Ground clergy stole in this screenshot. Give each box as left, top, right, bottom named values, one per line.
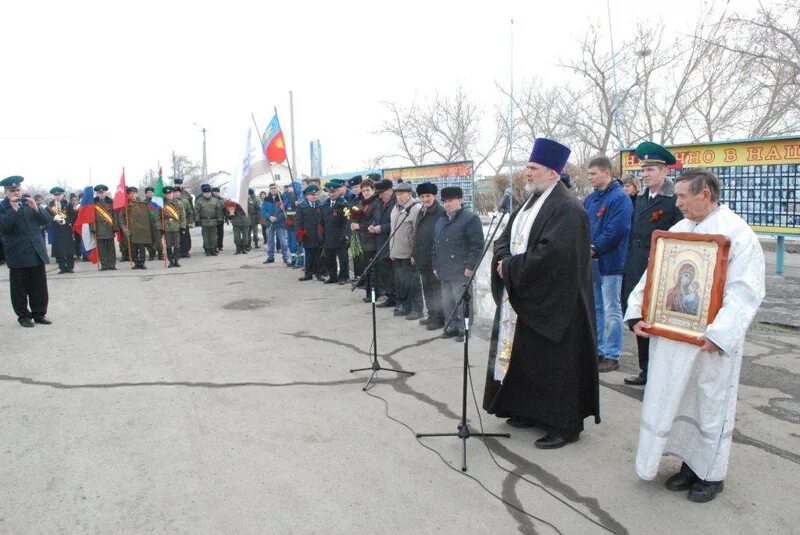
left=493, top=183, right=557, bottom=382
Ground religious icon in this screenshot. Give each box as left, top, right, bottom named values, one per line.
left=641, top=231, right=731, bottom=346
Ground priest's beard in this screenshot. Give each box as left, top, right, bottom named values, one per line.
left=524, top=181, right=549, bottom=197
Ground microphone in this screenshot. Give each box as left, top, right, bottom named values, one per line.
left=496, top=189, right=512, bottom=213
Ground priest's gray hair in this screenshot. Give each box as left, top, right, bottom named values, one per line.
left=674, top=169, right=720, bottom=203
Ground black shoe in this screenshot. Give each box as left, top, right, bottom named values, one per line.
left=338, top=279, right=347, bottom=285
left=324, top=278, right=337, bottom=284
left=440, top=329, right=458, bottom=339
left=624, top=374, right=647, bottom=386
left=405, top=311, right=423, bottom=321
left=362, top=296, right=372, bottom=303
left=419, top=317, right=433, bottom=325
left=394, top=309, right=410, bottom=317
left=298, top=276, right=313, bottom=281
left=315, top=275, right=325, bottom=281
left=168, top=262, right=176, bottom=268
left=426, top=321, right=445, bottom=331
left=535, top=434, right=577, bottom=449
left=57, top=269, right=67, bottom=274
left=375, top=298, right=395, bottom=308
left=140, top=264, right=147, bottom=270
left=148, top=254, right=156, bottom=261
left=506, top=416, right=537, bottom=429
left=67, top=269, right=74, bottom=273
left=454, top=334, right=465, bottom=342
left=688, top=480, right=724, bottom=503
left=204, top=250, right=211, bottom=256
left=210, top=250, right=218, bottom=256
left=266, top=258, right=275, bottom=264
left=665, top=463, right=699, bottom=492
left=34, top=316, right=52, bottom=325
left=19, top=318, right=35, bottom=328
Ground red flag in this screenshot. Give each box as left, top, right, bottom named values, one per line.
left=113, top=168, right=128, bottom=210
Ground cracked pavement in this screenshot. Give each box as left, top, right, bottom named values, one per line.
left=1, top=230, right=798, bottom=534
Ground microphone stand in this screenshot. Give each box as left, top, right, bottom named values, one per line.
left=349, top=206, right=416, bottom=391
left=416, top=205, right=511, bottom=472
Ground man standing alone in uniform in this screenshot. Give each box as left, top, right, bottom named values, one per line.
left=47, top=186, right=77, bottom=274
left=195, top=184, right=223, bottom=256
left=0, top=176, right=53, bottom=327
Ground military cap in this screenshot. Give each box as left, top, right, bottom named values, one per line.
left=395, top=182, right=413, bottom=192
left=440, top=186, right=463, bottom=200
left=93, top=184, right=109, bottom=192
left=324, top=179, right=344, bottom=189
left=529, top=138, right=571, bottom=173
left=416, top=182, right=437, bottom=195
left=126, top=186, right=138, bottom=193
left=144, top=186, right=154, bottom=193
left=173, top=178, right=184, bottom=185
left=635, top=141, right=676, bottom=166
left=49, top=187, right=66, bottom=195
left=1, top=176, right=24, bottom=189
left=162, top=186, right=175, bottom=194
left=366, top=173, right=381, bottom=181
left=201, top=184, right=212, bottom=192
left=348, top=175, right=363, bottom=187
left=374, top=179, right=393, bottom=192
left=211, top=186, right=220, bottom=193
left=303, top=184, right=320, bottom=195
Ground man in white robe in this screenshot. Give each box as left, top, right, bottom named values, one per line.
left=624, top=168, right=765, bottom=503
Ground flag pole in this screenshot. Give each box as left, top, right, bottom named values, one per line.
left=252, top=112, right=288, bottom=216
left=122, top=167, right=133, bottom=269
left=158, top=161, right=167, bottom=268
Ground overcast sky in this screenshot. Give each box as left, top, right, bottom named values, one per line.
left=0, top=0, right=762, bottom=189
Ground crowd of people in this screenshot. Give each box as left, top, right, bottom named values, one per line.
left=0, top=135, right=767, bottom=505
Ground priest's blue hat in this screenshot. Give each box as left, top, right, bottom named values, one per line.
left=529, top=138, right=571, bottom=173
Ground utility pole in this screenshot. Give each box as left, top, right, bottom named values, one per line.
left=289, top=91, right=296, bottom=175
left=194, top=123, right=208, bottom=179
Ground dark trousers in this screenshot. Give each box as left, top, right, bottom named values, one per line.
left=179, top=227, right=191, bottom=256
left=73, top=237, right=81, bottom=259
left=132, top=244, right=147, bottom=267
left=353, top=254, right=365, bottom=280
left=324, top=245, right=349, bottom=281
left=374, top=256, right=395, bottom=300
left=250, top=224, right=260, bottom=247
left=9, top=264, right=48, bottom=322
left=419, top=268, right=443, bottom=322
left=441, top=278, right=470, bottom=334
left=360, top=250, right=376, bottom=298
left=393, top=258, right=423, bottom=313
left=304, top=247, right=323, bottom=278
left=97, top=238, right=116, bottom=269
left=636, top=335, right=649, bottom=376
left=56, top=256, right=75, bottom=272
left=216, top=223, right=224, bottom=250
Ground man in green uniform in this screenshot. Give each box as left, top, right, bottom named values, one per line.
left=93, top=184, right=117, bottom=271
left=224, top=200, right=250, bottom=254
left=174, top=178, right=194, bottom=258
left=212, top=187, right=226, bottom=252
left=144, top=186, right=164, bottom=261
left=194, top=184, right=222, bottom=256
left=118, top=187, right=158, bottom=269
left=247, top=188, right=261, bottom=250
left=162, top=187, right=185, bottom=268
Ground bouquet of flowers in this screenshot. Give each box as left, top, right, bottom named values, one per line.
left=344, top=206, right=364, bottom=259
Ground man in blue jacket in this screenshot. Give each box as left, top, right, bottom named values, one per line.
left=583, top=156, right=633, bottom=372
left=261, top=184, right=290, bottom=265
left=0, top=176, right=53, bottom=327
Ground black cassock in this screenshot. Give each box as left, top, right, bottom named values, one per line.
left=483, top=182, right=600, bottom=437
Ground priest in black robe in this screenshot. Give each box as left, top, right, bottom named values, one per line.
left=483, top=138, right=600, bottom=449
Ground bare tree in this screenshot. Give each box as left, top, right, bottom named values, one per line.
left=378, top=87, right=508, bottom=172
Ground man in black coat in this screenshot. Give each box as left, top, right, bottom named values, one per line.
left=295, top=184, right=325, bottom=281
left=411, top=182, right=445, bottom=330
left=431, top=186, right=483, bottom=342
left=47, top=186, right=77, bottom=273
left=321, top=180, right=351, bottom=284
left=369, top=179, right=397, bottom=307
left=0, top=176, right=53, bottom=327
left=621, top=142, right=683, bottom=386
left=483, top=138, right=600, bottom=449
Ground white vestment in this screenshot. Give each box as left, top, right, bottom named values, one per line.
left=624, top=205, right=765, bottom=481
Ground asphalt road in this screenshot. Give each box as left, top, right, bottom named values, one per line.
left=1, top=229, right=798, bottom=534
